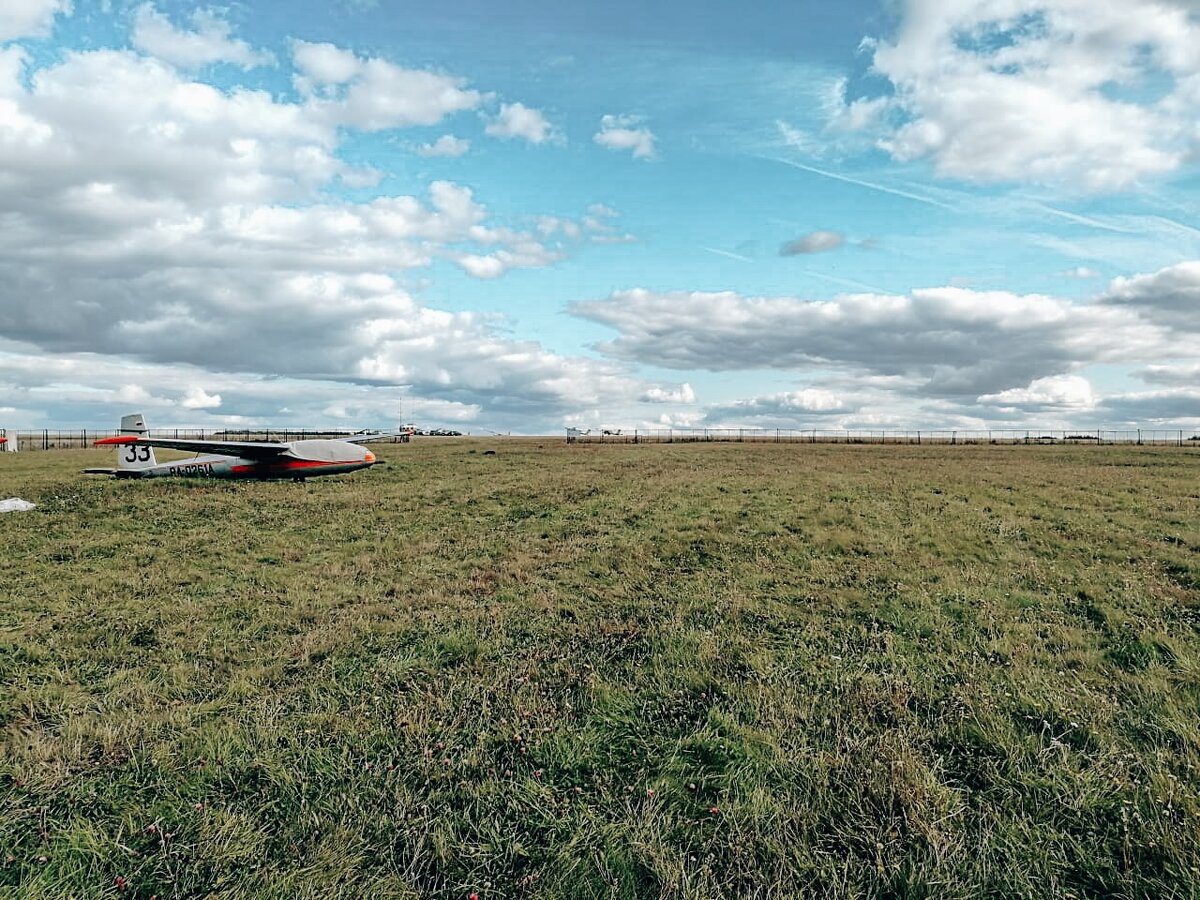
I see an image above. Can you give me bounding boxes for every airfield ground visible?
[2,440,1198,898]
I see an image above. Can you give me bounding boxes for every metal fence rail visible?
[569,428,1200,446]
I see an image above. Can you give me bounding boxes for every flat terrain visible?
[2,440,1199,898]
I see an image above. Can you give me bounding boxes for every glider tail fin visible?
[117,413,157,471]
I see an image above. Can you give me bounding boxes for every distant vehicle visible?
[84,414,393,481]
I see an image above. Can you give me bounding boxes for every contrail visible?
[765,157,955,210]
[1143,215,1200,240]
[1034,203,1138,234]
[702,247,753,262]
[807,270,888,293]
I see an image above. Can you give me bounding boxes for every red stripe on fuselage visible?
[229,459,367,475]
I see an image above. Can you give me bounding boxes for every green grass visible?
[2,440,1199,898]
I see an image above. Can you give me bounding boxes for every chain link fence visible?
[567,428,1200,446]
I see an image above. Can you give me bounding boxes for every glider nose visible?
[364,451,376,464]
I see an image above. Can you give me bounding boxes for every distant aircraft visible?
[85,414,391,481]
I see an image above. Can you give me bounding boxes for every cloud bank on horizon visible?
[0,0,1197,432]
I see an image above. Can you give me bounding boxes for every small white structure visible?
[0,498,35,512]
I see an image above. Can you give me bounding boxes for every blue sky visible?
[0,0,1198,432]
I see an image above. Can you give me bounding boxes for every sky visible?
[0,0,1198,434]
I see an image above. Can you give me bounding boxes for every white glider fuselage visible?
[89,414,384,481]
[108,439,377,480]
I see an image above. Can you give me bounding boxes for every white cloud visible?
[181,386,221,409]
[292,40,482,131]
[594,114,656,159]
[131,4,272,70]
[572,270,1195,399]
[0,0,70,42]
[1137,362,1200,387]
[640,383,696,404]
[1100,260,1200,330]
[845,0,1200,191]
[417,134,469,157]
[113,384,156,406]
[485,102,553,144]
[0,39,658,429]
[291,40,359,84]
[1097,389,1200,426]
[453,244,563,279]
[703,389,854,427]
[977,374,1096,410]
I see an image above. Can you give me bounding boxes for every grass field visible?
[2,440,1199,898]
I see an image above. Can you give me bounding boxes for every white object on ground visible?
[0,497,35,512]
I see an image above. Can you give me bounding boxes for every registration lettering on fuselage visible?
[166,462,217,477]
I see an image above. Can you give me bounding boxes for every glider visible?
[85,414,393,481]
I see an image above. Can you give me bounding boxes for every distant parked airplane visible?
[85,414,392,481]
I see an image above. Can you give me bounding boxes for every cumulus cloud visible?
[780,231,844,255]
[571,272,1195,399]
[977,374,1096,411]
[0,37,663,429]
[417,134,469,157]
[131,4,273,70]
[485,102,554,144]
[0,0,70,41]
[181,386,222,409]
[594,114,656,159]
[703,389,854,427]
[842,0,1200,191]
[1136,362,1200,387]
[640,383,696,404]
[292,40,482,131]
[1096,389,1200,425]
[1099,260,1200,330]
